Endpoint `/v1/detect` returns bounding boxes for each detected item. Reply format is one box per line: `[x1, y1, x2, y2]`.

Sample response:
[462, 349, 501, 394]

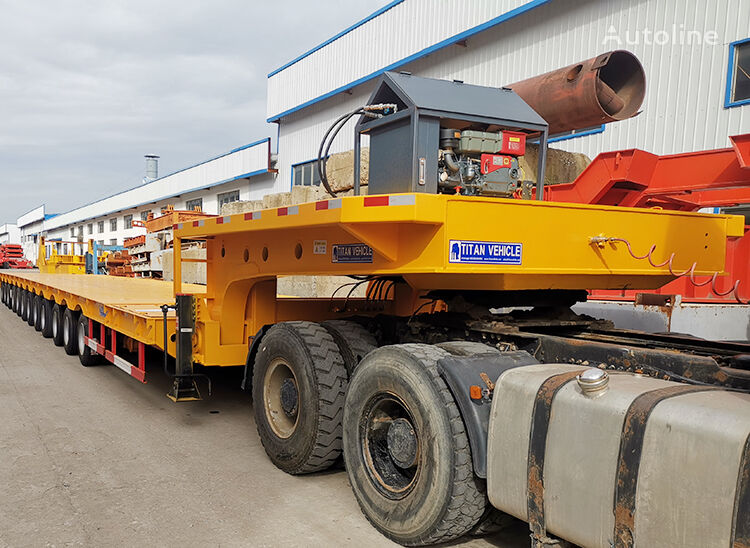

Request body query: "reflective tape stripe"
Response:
[388, 194, 416, 206]
[243, 211, 261, 220]
[315, 198, 342, 211]
[364, 194, 416, 207]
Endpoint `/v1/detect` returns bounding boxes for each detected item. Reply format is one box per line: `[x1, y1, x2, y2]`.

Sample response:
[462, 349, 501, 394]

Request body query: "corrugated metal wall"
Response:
[276, 0, 749, 182]
[267, 0, 538, 120]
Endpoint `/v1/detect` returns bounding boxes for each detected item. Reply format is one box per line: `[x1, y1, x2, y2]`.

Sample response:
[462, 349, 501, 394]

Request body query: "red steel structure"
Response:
[542, 134, 750, 303]
[0, 244, 33, 269]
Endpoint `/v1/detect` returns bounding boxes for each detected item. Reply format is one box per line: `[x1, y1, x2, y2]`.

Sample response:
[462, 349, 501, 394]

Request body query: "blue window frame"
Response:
[546, 125, 605, 144]
[725, 38, 750, 108]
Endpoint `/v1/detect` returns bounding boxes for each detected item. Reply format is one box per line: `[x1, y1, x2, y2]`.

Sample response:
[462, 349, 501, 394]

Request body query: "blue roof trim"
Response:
[725, 37, 750, 109]
[547, 124, 605, 144]
[268, 0, 405, 77]
[52, 168, 270, 227]
[45, 138, 271, 223]
[267, 0, 552, 122]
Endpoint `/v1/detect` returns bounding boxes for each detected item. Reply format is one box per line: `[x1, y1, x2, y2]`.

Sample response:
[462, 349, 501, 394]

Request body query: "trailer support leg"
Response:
[168, 293, 201, 402]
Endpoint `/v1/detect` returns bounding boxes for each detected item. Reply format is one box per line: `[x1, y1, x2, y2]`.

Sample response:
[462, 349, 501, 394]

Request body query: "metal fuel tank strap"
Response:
[526, 370, 581, 544]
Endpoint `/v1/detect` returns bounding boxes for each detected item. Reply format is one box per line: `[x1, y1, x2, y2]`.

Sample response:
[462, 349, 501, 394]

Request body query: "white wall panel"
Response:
[274, 0, 750, 183]
[44, 139, 272, 232]
[267, 0, 544, 120]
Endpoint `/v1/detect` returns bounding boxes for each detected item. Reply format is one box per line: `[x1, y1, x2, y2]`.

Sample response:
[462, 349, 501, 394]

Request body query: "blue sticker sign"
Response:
[449, 240, 522, 265]
[332, 243, 373, 263]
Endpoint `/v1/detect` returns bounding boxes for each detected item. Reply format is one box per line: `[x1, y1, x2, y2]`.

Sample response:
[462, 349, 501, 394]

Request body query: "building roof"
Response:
[38, 138, 272, 231]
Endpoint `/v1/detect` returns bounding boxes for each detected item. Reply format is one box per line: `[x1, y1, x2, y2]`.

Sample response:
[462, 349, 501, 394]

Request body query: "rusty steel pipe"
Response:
[507, 50, 646, 135]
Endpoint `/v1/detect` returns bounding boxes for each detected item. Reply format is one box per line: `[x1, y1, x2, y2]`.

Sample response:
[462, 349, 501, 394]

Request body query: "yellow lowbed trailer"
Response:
[1, 193, 748, 546]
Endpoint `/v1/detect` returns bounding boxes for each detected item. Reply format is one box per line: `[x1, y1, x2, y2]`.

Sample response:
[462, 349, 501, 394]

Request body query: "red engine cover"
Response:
[499, 131, 526, 155]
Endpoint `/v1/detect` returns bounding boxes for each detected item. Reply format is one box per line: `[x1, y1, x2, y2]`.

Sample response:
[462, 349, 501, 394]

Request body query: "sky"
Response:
[0, 0, 390, 224]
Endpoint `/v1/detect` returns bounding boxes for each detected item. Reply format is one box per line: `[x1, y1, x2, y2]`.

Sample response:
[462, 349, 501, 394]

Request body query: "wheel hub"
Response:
[280, 378, 298, 417]
[386, 418, 418, 469]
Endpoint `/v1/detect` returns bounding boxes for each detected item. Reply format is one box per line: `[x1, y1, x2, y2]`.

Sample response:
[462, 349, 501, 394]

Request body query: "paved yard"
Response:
[0, 302, 527, 547]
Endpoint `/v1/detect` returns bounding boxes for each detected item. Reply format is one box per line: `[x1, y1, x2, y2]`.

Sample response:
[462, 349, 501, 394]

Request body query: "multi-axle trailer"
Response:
[1, 193, 749, 546]
[3, 62, 750, 546]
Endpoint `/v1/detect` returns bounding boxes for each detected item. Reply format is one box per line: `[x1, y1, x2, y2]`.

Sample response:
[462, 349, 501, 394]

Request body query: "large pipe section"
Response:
[507, 50, 646, 135]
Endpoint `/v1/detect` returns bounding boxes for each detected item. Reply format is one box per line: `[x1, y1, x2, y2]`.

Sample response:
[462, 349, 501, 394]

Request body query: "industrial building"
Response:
[3, 0, 749, 262]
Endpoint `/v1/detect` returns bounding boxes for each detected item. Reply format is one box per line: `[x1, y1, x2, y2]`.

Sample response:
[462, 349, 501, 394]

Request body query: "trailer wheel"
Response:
[342, 344, 487, 546]
[33, 295, 43, 331]
[321, 319, 378, 374]
[435, 340, 501, 356]
[27, 293, 37, 326]
[20, 291, 30, 322]
[51, 304, 65, 346]
[40, 299, 53, 338]
[11, 287, 19, 314]
[62, 308, 79, 355]
[252, 321, 347, 474]
[76, 315, 102, 366]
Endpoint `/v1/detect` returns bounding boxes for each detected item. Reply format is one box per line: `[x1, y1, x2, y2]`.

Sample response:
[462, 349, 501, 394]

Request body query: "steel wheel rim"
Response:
[77, 322, 85, 355]
[360, 392, 421, 499]
[263, 357, 300, 439]
[39, 306, 46, 330]
[52, 310, 58, 338]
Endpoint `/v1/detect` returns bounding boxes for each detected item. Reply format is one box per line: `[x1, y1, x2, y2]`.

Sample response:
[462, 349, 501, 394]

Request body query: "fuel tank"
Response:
[486, 363, 750, 547]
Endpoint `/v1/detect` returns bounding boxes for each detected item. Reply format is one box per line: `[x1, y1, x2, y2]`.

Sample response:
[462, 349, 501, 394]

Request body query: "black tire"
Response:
[435, 340, 501, 356]
[27, 293, 37, 326]
[77, 314, 103, 366]
[40, 299, 53, 338]
[16, 289, 23, 317]
[342, 344, 487, 546]
[52, 303, 65, 347]
[62, 308, 79, 355]
[20, 291, 30, 322]
[11, 287, 18, 313]
[321, 319, 378, 374]
[252, 321, 347, 474]
[33, 295, 43, 331]
[1, 262, 8, 269]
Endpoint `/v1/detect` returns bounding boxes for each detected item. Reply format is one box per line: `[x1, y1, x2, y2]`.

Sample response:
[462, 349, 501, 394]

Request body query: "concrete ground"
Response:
[0, 302, 528, 547]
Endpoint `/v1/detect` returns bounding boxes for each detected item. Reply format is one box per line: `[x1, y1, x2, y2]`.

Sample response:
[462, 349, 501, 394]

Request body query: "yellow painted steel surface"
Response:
[0, 271, 204, 357]
[2, 194, 743, 369]
[169, 193, 742, 366]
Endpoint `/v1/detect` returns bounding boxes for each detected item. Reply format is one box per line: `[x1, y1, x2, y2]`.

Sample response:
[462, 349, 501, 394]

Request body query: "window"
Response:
[70, 228, 75, 238]
[124, 214, 133, 228]
[87, 223, 93, 234]
[292, 160, 321, 187]
[98, 221, 104, 233]
[140, 210, 151, 222]
[97, 240, 104, 245]
[217, 190, 240, 209]
[186, 198, 203, 211]
[726, 39, 750, 107]
[110, 218, 117, 231]
[110, 239, 117, 246]
[77, 226, 83, 238]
